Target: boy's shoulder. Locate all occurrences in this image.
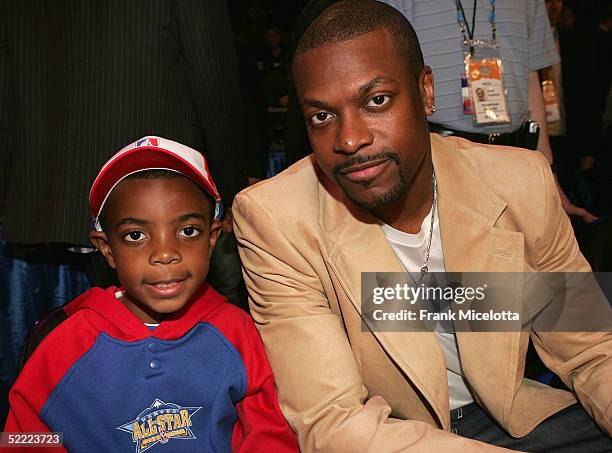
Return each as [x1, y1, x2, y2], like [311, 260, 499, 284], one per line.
[204, 301, 259, 338]
[12, 290, 106, 406]
[207, 300, 252, 322]
[199, 299, 264, 357]
[22, 289, 108, 367]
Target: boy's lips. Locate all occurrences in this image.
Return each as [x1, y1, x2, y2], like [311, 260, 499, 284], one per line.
[144, 276, 189, 298]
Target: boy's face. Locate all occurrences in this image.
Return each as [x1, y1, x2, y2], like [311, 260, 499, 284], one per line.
[90, 176, 221, 323]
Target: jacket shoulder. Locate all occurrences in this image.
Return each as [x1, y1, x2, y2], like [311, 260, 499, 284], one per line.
[25, 310, 100, 366]
[234, 155, 320, 217]
[449, 136, 550, 186]
[435, 134, 553, 214]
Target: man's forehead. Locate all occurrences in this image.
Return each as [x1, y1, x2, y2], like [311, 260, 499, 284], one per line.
[294, 28, 394, 67]
[293, 29, 407, 98]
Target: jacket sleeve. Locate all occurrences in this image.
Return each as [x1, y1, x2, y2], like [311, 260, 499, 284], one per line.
[4, 358, 68, 453]
[5, 385, 52, 433]
[233, 192, 512, 453]
[3, 304, 100, 452]
[230, 315, 299, 452]
[529, 152, 612, 435]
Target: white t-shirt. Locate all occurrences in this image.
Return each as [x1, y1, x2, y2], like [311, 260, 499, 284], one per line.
[381, 207, 474, 410]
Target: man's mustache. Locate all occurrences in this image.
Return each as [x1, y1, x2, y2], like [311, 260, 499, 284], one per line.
[332, 150, 400, 177]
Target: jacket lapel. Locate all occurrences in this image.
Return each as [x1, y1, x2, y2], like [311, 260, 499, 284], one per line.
[317, 164, 450, 426]
[433, 135, 525, 423]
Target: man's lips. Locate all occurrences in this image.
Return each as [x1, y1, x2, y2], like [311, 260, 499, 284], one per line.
[339, 158, 390, 182]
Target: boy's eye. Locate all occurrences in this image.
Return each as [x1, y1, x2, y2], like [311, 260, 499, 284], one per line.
[179, 226, 201, 238]
[366, 95, 390, 107]
[124, 231, 146, 242]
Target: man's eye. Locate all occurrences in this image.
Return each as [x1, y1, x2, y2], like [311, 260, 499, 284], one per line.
[310, 111, 335, 125]
[179, 226, 201, 238]
[124, 231, 146, 242]
[366, 95, 390, 107]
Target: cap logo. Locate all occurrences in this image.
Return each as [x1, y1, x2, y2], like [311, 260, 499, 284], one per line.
[136, 138, 159, 147]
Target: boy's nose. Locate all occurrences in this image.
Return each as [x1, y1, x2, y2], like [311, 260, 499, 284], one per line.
[150, 238, 181, 265]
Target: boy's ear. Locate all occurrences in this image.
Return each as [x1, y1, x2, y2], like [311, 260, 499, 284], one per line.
[208, 219, 223, 255]
[90, 230, 117, 269]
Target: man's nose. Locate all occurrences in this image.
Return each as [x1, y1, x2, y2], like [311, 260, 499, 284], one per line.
[333, 112, 374, 154]
[149, 234, 181, 265]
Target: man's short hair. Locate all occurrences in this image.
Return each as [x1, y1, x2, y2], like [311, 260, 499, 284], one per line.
[294, 0, 424, 77]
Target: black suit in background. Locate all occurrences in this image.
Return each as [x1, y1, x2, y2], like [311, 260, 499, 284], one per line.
[0, 0, 245, 246]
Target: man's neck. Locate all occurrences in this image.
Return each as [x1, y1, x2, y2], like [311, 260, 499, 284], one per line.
[374, 153, 434, 234]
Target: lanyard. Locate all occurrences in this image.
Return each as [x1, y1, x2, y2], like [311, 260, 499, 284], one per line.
[455, 0, 497, 49]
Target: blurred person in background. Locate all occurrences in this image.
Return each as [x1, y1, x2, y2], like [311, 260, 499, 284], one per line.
[542, 0, 588, 206]
[257, 27, 290, 107]
[381, 0, 598, 225]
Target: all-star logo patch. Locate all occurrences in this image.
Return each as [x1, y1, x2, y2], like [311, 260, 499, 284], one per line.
[117, 398, 201, 452]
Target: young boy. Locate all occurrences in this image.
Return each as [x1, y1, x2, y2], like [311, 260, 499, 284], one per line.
[4, 137, 299, 452]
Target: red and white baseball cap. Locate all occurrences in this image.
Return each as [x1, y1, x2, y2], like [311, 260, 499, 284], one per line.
[90, 136, 221, 231]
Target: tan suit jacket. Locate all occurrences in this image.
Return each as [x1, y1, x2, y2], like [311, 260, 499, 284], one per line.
[233, 134, 611, 452]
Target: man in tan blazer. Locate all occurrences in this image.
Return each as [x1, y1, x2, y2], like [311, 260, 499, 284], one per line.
[233, 1, 611, 451]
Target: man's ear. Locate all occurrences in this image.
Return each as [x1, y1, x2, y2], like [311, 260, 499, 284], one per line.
[90, 230, 117, 269]
[420, 65, 435, 116]
[208, 219, 223, 255]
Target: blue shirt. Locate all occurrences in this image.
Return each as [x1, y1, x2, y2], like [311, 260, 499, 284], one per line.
[382, 0, 560, 133]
